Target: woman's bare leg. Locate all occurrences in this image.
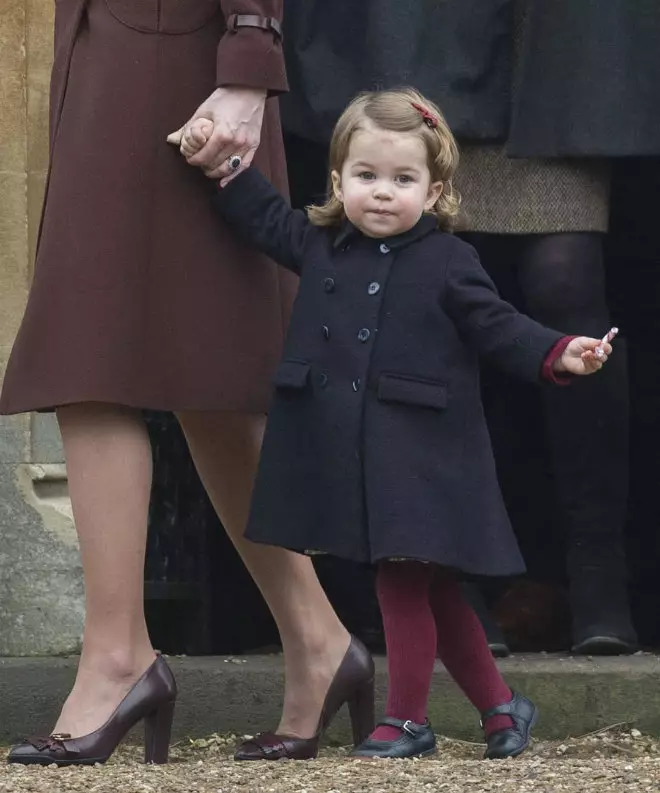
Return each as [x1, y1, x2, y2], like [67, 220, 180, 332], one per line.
[53, 403, 156, 737]
[176, 410, 350, 738]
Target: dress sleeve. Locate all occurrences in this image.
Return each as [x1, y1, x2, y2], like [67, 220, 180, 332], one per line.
[443, 242, 565, 383]
[211, 169, 311, 274]
[216, 1, 288, 94]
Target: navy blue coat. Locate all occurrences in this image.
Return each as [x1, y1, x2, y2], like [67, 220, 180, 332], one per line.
[212, 170, 564, 575]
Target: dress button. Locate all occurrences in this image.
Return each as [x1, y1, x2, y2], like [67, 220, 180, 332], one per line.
[319, 373, 329, 388]
[368, 281, 381, 295]
[352, 378, 361, 392]
[322, 325, 330, 340]
[357, 328, 371, 343]
[379, 243, 390, 254]
[323, 277, 335, 293]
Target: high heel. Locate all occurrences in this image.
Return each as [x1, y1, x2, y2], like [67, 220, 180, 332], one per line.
[144, 698, 176, 764]
[7, 655, 177, 767]
[347, 673, 375, 746]
[235, 635, 375, 761]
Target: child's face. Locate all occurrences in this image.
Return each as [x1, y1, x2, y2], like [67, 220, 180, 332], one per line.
[331, 122, 443, 239]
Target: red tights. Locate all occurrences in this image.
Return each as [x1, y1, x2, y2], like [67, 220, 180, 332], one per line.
[370, 561, 515, 742]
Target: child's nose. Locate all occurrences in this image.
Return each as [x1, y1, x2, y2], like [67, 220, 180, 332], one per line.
[373, 181, 393, 199]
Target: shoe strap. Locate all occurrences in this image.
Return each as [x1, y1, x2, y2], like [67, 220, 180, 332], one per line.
[378, 716, 429, 736]
[244, 732, 291, 759]
[480, 692, 525, 732]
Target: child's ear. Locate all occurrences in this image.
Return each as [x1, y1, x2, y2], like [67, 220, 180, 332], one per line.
[331, 170, 344, 203]
[425, 181, 444, 211]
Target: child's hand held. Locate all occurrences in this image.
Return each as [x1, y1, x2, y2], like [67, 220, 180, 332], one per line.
[556, 336, 613, 376]
[167, 119, 214, 159]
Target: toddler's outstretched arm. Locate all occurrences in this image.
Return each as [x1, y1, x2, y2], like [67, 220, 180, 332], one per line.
[444, 243, 614, 383]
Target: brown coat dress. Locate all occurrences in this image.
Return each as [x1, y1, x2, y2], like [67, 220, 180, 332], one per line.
[0, 0, 297, 415]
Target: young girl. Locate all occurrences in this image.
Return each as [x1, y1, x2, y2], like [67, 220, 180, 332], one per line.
[171, 88, 613, 760]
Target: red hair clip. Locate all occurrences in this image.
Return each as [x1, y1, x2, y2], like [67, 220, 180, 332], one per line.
[411, 102, 439, 129]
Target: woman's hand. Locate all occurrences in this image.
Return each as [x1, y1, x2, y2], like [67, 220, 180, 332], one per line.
[554, 337, 613, 375]
[167, 86, 266, 182]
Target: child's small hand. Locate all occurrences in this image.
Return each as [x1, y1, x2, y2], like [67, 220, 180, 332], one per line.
[554, 337, 613, 376]
[167, 118, 214, 159]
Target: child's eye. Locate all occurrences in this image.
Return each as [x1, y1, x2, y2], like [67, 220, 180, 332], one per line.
[358, 171, 375, 180]
[396, 174, 415, 184]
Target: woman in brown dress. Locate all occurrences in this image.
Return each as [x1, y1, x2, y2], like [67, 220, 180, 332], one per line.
[2, 0, 373, 765]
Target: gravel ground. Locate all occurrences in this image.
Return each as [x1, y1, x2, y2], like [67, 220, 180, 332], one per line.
[1, 727, 659, 792]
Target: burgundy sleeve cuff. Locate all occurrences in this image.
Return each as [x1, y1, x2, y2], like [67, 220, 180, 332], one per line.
[541, 336, 577, 385]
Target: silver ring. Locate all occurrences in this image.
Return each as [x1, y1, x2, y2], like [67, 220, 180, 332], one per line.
[228, 154, 242, 171]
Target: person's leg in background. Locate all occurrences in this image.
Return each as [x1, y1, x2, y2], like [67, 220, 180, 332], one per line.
[461, 233, 568, 654]
[517, 232, 636, 653]
[463, 232, 636, 654]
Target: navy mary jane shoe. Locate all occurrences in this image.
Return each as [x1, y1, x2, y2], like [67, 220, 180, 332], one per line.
[482, 691, 538, 759]
[350, 717, 436, 759]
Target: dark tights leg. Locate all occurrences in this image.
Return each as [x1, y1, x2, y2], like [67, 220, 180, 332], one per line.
[468, 232, 635, 650]
[517, 233, 634, 648]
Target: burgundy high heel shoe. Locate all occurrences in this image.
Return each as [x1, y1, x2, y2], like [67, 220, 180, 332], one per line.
[7, 655, 177, 766]
[235, 635, 375, 760]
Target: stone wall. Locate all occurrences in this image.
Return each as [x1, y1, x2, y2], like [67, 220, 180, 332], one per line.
[0, 0, 83, 655]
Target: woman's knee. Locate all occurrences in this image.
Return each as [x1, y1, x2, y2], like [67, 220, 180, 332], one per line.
[519, 233, 611, 333]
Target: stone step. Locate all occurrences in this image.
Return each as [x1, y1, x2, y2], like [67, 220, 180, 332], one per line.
[1, 653, 659, 745]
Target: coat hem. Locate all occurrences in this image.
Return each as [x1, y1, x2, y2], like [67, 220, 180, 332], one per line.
[245, 537, 527, 578]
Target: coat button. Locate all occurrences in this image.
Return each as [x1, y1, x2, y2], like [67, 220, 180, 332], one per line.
[379, 243, 390, 254]
[322, 325, 330, 340]
[352, 378, 361, 392]
[368, 281, 381, 295]
[323, 277, 335, 293]
[357, 328, 371, 343]
[319, 372, 329, 388]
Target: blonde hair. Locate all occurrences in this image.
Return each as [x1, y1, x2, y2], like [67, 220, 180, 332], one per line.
[307, 87, 461, 232]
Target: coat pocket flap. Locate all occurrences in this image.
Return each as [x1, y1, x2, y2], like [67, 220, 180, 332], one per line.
[377, 373, 448, 410]
[272, 360, 311, 389]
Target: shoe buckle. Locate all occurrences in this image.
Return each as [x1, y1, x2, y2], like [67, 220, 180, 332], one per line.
[401, 720, 416, 736]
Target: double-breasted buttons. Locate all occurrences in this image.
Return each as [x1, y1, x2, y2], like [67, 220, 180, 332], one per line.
[319, 372, 329, 388]
[368, 281, 381, 295]
[323, 277, 335, 293]
[379, 243, 390, 254]
[357, 328, 371, 343]
[352, 378, 361, 392]
[322, 325, 330, 340]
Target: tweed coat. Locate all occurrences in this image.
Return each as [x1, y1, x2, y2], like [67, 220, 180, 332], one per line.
[212, 169, 566, 575]
[0, 0, 297, 415]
